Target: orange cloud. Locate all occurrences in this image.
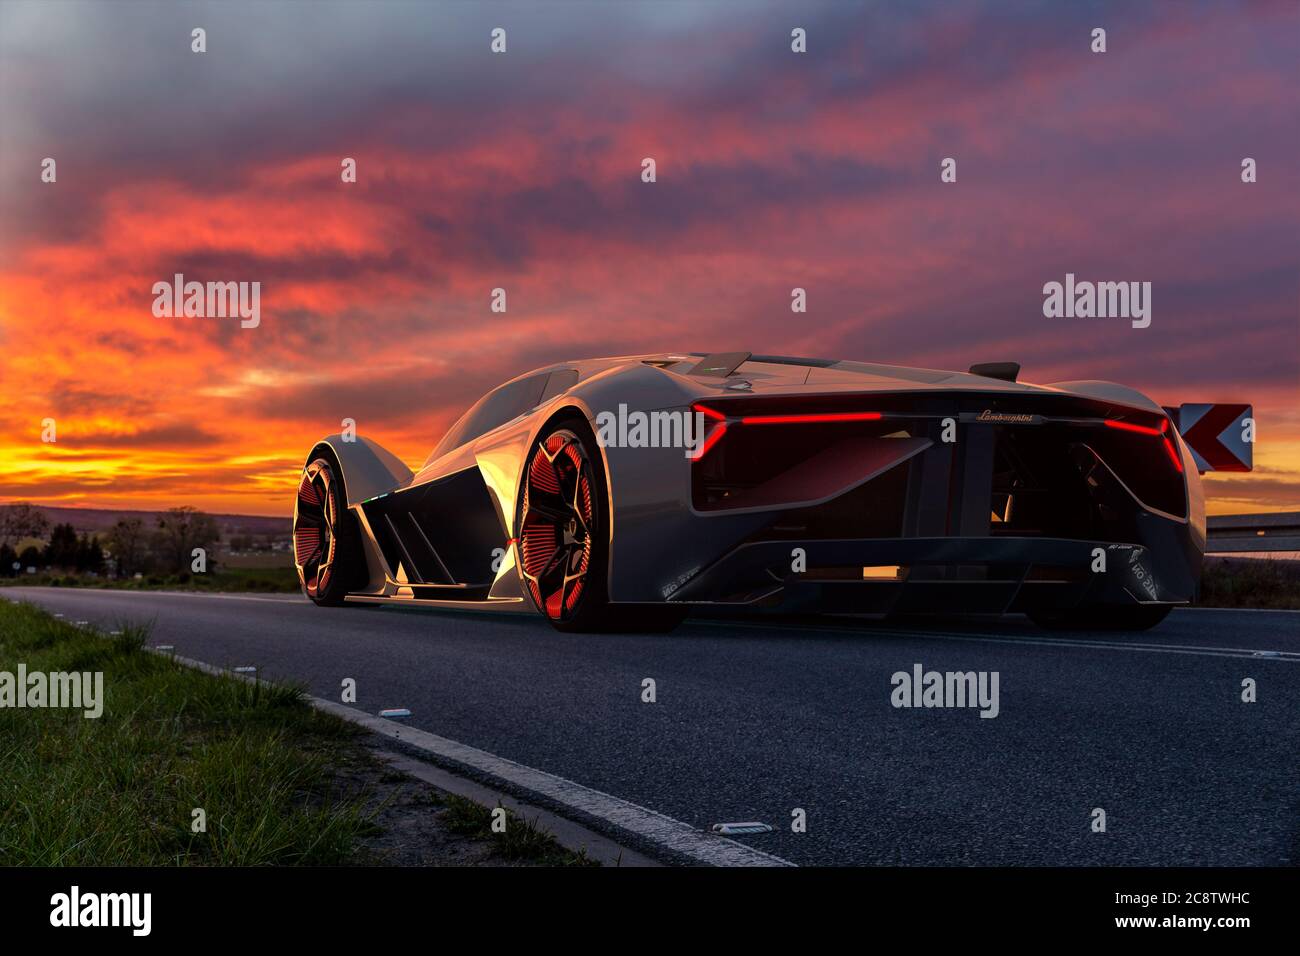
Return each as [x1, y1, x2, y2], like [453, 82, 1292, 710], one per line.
[1, 0, 1296, 517]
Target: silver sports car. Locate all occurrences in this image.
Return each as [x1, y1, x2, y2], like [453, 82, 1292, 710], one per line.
[293, 352, 1205, 632]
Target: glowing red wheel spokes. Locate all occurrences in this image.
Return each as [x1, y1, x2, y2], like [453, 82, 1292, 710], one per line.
[293, 459, 338, 598]
[519, 431, 595, 621]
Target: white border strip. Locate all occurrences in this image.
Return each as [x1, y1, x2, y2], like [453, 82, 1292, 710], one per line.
[695, 620, 1299, 662]
[169, 652, 794, 868]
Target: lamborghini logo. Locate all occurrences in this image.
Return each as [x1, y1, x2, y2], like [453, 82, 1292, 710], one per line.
[975, 409, 1037, 424]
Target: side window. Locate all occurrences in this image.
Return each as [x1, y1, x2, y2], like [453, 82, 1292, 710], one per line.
[434, 374, 548, 457]
[539, 368, 578, 402]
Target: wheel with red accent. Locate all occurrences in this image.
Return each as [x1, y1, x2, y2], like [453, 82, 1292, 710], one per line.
[516, 419, 684, 633]
[293, 453, 365, 606]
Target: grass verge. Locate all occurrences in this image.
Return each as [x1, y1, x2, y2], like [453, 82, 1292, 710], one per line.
[9, 557, 1298, 611]
[0, 600, 370, 865]
[0, 566, 301, 593]
[1197, 556, 1300, 610]
[0, 600, 597, 866]
[439, 794, 597, 866]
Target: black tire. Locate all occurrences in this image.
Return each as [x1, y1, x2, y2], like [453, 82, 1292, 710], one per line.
[1029, 604, 1172, 632]
[516, 417, 685, 633]
[293, 450, 367, 607]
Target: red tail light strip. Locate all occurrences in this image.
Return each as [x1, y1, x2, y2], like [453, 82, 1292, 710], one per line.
[1104, 417, 1184, 473]
[692, 421, 728, 459]
[690, 406, 1187, 472]
[691, 404, 883, 462]
[1161, 435, 1184, 473]
[1103, 418, 1164, 436]
[740, 411, 883, 425]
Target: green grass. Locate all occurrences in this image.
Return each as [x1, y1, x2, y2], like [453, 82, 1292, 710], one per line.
[439, 794, 597, 866]
[0, 600, 601, 866]
[0, 600, 374, 865]
[1198, 557, 1300, 610]
[0, 565, 301, 593]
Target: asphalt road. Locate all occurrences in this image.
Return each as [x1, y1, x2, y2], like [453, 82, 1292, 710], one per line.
[5, 586, 1298, 866]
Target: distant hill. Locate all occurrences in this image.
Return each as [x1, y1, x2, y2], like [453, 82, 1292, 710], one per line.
[26, 506, 288, 538]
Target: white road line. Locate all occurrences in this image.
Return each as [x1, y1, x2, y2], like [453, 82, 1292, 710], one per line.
[694, 620, 1299, 663]
[379, 751, 662, 867]
[163, 592, 306, 604]
[1180, 606, 1300, 615]
[8, 589, 1291, 662]
[311, 698, 796, 867]
[889, 632, 1300, 662]
[166, 651, 794, 868]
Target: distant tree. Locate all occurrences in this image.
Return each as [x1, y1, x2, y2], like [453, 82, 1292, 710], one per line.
[106, 518, 148, 577]
[43, 523, 80, 569]
[0, 543, 16, 577]
[153, 507, 220, 573]
[17, 545, 43, 572]
[0, 503, 49, 548]
[75, 533, 105, 574]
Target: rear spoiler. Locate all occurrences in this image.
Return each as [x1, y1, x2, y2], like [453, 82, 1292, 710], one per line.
[969, 361, 1020, 382]
[1162, 403, 1254, 473]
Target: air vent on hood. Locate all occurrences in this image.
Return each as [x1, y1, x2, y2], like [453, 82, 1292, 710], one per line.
[688, 351, 751, 377]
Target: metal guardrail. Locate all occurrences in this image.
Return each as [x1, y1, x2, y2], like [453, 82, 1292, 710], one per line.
[1206, 512, 1300, 553]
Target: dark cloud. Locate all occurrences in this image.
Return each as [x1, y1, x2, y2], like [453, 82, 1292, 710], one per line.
[2, 0, 1297, 513]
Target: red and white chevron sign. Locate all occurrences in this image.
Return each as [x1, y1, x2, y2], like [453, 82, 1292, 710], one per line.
[1164, 404, 1254, 472]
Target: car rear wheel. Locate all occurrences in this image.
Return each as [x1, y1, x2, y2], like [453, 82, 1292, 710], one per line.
[1029, 604, 1172, 632]
[517, 419, 685, 633]
[293, 453, 366, 606]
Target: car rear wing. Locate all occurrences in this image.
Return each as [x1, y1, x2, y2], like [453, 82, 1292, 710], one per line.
[1162, 403, 1254, 473]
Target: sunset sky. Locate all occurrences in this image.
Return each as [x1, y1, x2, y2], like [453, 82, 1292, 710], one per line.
[1, 0, 1296, 517]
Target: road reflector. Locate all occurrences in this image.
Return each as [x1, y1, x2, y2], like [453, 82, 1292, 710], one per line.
[711, 822, 774, 835]
[379, 708, 412, 718]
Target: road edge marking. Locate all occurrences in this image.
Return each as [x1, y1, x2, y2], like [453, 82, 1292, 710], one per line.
[693, 619, 1299, 662]
[166, 650, 795, 868]
[376, 750, 662, 867]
